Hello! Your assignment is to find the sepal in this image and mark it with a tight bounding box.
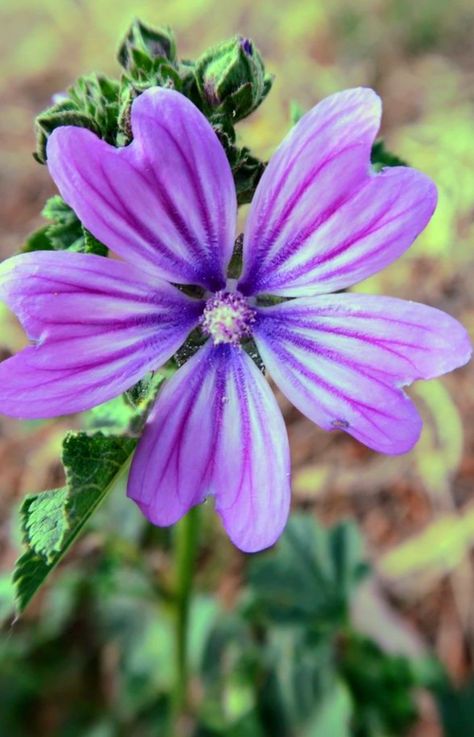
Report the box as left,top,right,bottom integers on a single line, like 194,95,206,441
195,35,272,122
117,19,177,70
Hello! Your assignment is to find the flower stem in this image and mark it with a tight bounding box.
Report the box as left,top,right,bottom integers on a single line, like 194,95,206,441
170,505,200,732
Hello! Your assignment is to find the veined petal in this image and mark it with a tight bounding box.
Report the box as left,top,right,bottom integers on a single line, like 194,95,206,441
128,341,290,552
253,294,471,454
47,87,237,290
238,88,436,296
0,251,203,418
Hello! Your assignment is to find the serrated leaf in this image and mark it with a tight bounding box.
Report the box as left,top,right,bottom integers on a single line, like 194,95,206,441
13,432,136,613
247,515,368,627
21,487,69,562
62,432,136,520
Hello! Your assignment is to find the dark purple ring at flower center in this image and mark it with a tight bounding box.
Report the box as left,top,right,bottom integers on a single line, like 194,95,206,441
200,291,256,345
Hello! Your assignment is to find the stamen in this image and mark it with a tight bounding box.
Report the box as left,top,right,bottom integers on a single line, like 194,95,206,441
200,291,255,345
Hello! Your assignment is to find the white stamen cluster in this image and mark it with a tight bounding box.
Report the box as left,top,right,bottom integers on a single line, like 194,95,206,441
200,291,256,345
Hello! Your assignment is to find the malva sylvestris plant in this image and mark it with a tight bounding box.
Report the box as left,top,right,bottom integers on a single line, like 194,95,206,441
0,30,471,556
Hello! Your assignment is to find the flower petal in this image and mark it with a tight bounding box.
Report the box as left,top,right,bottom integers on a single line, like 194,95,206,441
253,294,471,454
128,342,290,552
0,251,203,418
47,87,237,290
238,88,436,296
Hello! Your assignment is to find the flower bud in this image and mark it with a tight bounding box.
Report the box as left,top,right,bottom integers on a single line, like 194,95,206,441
195,35,272,122
117,20,177,70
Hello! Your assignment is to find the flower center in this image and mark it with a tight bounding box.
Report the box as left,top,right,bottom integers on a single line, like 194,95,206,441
200,291,255,345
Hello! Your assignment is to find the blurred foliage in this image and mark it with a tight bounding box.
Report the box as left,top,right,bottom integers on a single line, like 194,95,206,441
1,514,442,736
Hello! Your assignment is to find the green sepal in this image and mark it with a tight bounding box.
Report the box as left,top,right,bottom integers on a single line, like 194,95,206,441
82,229,108,256
34,109,100,164
211,117,266,205
42,195,84,250
67,73,121,144
195,35,272,122
22,225,54,252
232,146,266,205
117,19,177,71
28,195,108,255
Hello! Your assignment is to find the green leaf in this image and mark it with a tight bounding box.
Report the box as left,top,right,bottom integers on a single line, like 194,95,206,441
339,634,421,736
82,229,108,256
42,195,84,251
371,138,407,172
247,515,368,627
86,370,166,435
21,487,69,563
117,19,177,70
22,225,54,252
35,109,99,164
303,681,352,737
34,195,108,255
13,432,136,613
436,677,474,737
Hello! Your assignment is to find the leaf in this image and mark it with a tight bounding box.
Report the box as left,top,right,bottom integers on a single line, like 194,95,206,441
83,229,108,256
436,677,474,737
38,195,108,255
22,225,54,252
303,681,352,737
85,370,166,435
371,138,407,172
247,515,368,627
13,432,136,613
35,109,99,164
21,487,69,563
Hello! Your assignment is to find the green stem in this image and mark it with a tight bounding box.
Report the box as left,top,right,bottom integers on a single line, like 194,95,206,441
170,505,200,731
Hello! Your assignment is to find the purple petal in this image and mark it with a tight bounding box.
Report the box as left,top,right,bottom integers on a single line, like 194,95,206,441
253,294,471,454
47,88,237,290
128,341,290,552
238,88,436,296
0,251,203,418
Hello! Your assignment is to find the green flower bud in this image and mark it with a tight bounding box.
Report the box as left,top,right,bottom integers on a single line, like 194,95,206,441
117,20,177,71
195,35,273,122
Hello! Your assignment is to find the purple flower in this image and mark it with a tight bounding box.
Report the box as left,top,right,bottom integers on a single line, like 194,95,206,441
0,87,470,551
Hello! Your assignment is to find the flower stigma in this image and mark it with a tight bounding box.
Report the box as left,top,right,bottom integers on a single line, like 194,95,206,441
200,291,256,345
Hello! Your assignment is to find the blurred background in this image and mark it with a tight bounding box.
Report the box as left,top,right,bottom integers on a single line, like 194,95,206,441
0,1,473,735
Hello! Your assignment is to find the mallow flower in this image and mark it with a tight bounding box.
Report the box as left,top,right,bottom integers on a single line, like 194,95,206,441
0,87,470,552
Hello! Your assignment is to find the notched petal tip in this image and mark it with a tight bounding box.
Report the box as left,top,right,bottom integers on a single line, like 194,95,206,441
253,293,469,457
45,88,237,289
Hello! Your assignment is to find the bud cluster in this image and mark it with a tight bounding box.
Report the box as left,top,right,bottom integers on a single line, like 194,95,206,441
32,21,271,205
